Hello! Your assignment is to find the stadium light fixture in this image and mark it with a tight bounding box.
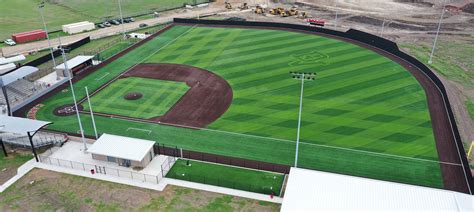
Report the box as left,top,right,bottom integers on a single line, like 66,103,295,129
58,36,88,151
429,0,447,64
38,1,57,70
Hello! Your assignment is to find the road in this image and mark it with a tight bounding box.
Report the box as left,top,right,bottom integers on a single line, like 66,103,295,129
1,5,224,57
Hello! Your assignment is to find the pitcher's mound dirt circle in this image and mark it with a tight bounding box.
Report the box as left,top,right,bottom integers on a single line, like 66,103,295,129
124,92,143,100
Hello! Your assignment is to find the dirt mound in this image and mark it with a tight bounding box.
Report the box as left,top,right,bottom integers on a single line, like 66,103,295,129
462,3,474,14
124,92,143,100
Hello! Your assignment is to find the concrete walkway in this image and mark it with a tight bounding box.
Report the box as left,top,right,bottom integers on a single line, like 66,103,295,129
1,5,224,56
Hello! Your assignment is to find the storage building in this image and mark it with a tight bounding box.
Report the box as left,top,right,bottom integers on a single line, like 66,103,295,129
62,21,95,34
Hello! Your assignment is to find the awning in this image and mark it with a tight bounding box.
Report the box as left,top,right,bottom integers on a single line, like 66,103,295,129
54,55,94,70
0,55,26,65
0,66,38,86
0,116,51,136
0,63,17,75
87,134,155,161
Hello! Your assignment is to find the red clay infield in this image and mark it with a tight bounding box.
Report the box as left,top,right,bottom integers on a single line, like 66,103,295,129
122,63,233,128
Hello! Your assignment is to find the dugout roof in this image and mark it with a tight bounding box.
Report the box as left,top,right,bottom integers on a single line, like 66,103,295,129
0,116,51,136
87,134,155,162
54,55,93,70
281,168,473,212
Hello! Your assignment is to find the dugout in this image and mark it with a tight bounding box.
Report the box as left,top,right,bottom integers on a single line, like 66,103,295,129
87,134,155,168
54,55,93,77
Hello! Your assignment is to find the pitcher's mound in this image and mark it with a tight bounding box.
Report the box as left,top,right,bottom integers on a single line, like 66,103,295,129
124,92,143,100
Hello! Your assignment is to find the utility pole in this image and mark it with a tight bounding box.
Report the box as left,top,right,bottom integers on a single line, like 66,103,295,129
58,36,87,151
429,0,447,64
39,1,57,69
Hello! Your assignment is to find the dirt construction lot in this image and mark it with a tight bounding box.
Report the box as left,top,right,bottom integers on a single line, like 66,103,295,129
0,169,280,211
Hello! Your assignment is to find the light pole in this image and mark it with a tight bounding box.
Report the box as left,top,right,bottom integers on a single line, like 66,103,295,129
117,0,126,39
429,0,447,64
334,0,339,29
58,36,87,151
85,86,98,139
38,1,57,69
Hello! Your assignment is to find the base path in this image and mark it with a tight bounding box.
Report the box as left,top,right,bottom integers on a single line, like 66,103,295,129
123,63,233,128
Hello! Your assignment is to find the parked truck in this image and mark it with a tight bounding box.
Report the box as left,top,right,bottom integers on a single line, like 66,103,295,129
11,30,47,44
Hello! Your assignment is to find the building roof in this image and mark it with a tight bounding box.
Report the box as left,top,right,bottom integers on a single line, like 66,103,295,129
54,55,94,70
0,55,26,65
281,168,473,212
87,134,155,161
0,116,51,136
0,63,17,75
0,66,39,86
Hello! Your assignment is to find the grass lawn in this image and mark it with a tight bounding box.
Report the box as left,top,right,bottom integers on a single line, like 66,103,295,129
0,169,279,211
31,25,443,188
0,0,206,40
0,152,32,185
84,77,189,119
167,159,285,195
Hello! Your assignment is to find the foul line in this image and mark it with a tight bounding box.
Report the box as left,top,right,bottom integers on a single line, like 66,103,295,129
79,24,198,104
95,72,110,81
126,127,152,135
105,114,462,167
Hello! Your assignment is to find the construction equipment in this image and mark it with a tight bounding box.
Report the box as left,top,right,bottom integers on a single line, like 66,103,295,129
225,1,232,10
298,11,308,19
239,2,249,10
255,5,265,14
288,7,298,16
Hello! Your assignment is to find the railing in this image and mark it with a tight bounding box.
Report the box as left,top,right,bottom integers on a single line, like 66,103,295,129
39,149,176,185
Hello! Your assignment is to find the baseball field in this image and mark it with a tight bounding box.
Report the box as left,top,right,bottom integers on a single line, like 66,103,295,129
29,25,445,188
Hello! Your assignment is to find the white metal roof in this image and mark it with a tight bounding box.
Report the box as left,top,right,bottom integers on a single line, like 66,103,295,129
281,168,474,212
0,55,26,65
54,55,94,70
0,66,38,86
87,134,155,161
0,63,16,75
0,116,51,136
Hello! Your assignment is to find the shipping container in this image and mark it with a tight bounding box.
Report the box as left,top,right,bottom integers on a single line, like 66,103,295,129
11,30,47,43
62,21,95,34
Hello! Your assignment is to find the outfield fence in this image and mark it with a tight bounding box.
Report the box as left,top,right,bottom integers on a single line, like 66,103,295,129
154,143,291,174
39,147,176,185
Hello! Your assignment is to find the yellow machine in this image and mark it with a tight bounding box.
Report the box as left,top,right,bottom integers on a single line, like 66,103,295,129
288,7,298,16
225,1,232,9
269,8,277,15
255,6,264,14
299,11,308,19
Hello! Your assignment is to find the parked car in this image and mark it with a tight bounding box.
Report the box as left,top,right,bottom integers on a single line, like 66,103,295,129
4,39,16,46
111,20,120,25
123,18,130,23
97,23,105,28
129,17,135,22
139,23,148,28
103,22,111,27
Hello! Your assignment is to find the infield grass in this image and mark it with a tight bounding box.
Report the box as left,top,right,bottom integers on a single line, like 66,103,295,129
32,25,443,188
167,159,284,195
84,77,189,119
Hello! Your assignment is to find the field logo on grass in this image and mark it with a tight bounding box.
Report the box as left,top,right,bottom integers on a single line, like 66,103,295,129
289,50,329,66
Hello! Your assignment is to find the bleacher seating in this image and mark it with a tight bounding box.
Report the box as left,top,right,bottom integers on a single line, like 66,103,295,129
0,131,68,148
0,79,47,109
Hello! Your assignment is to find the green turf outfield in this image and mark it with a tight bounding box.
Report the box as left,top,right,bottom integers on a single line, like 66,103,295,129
167,159,284,195
83,77,189,119
32,25,444,188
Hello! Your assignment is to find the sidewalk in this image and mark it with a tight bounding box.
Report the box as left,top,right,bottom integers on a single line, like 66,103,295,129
1,5,224,56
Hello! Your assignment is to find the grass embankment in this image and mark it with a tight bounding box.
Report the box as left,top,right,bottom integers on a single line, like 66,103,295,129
33,26,443,188
167,159,285,195
0,169,279,211
0,0,207,40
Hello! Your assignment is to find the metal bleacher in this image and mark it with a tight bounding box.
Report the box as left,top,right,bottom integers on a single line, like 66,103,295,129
0,131,68,148
0,79,46,109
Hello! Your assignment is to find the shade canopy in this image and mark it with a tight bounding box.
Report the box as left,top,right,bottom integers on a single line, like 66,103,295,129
54,55,93,70
87,134,155,161
0,116,51,136
281,168,473,212
0,66,39,86
0,55,26,65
